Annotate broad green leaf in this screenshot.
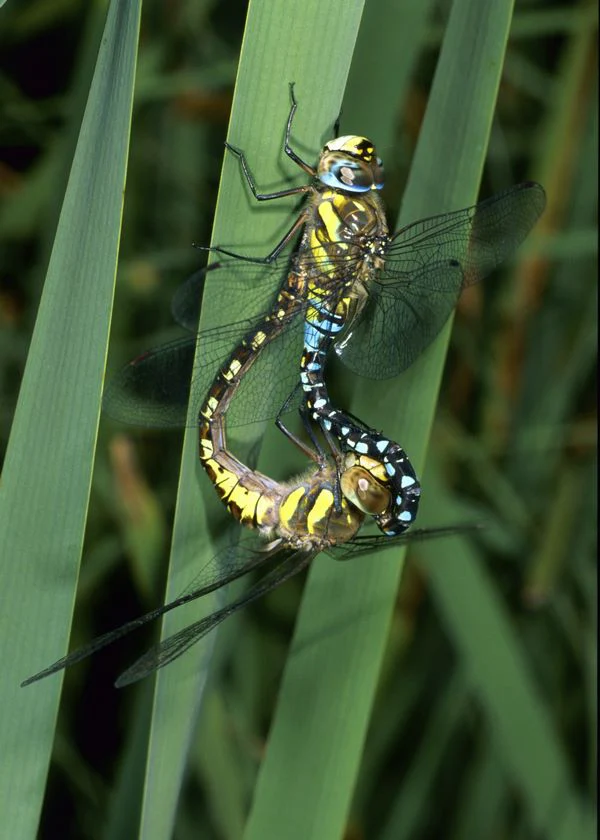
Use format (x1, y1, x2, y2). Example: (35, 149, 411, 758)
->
(418, 464, 595, 840)
(0, 0, 141, 836)
(138, 2, 368, 837)
(245, 2, 525, 838)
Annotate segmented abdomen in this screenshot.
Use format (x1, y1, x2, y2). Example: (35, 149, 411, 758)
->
(198, 287, 300, 534)
(299, 193, 421, 536)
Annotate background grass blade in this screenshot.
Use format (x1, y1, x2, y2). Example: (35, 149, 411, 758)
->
(1, 0, 594, 836)
(137, 2, 367, 837)
(418, 463, 595, 840)
(244, 1, 532, 837)
(0, 0, 141, 836)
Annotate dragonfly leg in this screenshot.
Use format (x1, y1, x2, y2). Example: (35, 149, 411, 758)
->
(282, 82, 317, 177)
(225, 141, 312, 202)
(319, 422, 346, 514)
(275, 385, 325, 465)
(196, 211, 307, 265)
(333, 105, 342, 139)
(224, 82, 316, 203)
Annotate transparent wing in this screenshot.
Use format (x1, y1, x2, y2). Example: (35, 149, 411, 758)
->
(115, 545, 314, 687)
(335, 182, 546, 379)
(102, 260, 308, 429)
(329, 521, 484, 561)
(21, 534, 287, 687)
(103, 183, 545, 426)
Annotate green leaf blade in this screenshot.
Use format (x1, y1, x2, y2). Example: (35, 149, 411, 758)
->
(0, 0, 141, 835)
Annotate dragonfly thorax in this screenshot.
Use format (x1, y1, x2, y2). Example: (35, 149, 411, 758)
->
(318, 135, 384, 193)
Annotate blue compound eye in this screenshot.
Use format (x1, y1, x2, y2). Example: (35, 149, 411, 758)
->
(320, 158, 373, 192)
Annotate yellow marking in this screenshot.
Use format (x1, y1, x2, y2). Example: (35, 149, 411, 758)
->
(256, 493, 273, 526)
(207, 395, 218, 412)
(308, 230, 329, 266)
(203, 459, 234, 498)
(332, 193, 349, 211)
(228, 484, 259, 524)
(306, 488, 334, 534)
(204, 458, 231, 482)
(214, 470, 239, 497)
(253, 330, 267, 346)
(358, 455, 389, 483)
(279, 486, 306, 530)
(200, 438, 213, 459)
(317, 201, 343, 243)
(229, 358, 242, 377)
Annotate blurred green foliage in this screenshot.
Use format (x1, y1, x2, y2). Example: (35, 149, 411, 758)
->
(0, 0, 596, 838)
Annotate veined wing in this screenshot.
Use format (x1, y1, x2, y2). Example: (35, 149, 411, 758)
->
(335, 182, 546, 379)
(22, 534, 292, 687)
(103, 260, 309, 429)
(329, 521, 484, 561)
(115, 544, 314, 686)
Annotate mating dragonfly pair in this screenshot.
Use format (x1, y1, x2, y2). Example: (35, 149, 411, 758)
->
(23, 86, 545, 688)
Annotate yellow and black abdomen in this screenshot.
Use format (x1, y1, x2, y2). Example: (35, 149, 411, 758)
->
(197, 286, 304, 536)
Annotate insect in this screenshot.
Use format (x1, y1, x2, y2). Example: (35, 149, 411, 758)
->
(103, 86, 545, 536)
(22, 264, 465, 688)
(216, 87, 546, 536)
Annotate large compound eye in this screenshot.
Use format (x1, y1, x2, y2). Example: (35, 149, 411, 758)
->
(318, 151, 377, 193)
(340, 466, 391, 515)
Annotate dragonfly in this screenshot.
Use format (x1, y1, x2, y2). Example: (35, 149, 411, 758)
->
(103, 85, 545, 535)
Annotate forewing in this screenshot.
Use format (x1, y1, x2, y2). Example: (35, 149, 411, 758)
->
(115, 545, 314, 686)
(336, 260, 464, 379)
(21, 534, 284, 686)
(336, 182, 546, 379)
(103, 303, 306, 429)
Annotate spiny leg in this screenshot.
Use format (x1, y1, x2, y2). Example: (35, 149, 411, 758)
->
(196, 211, 306, 265)
(202, 85, 316, 265)
(275, 384, 325, 466)
(319, 421, 346, 514)
(224, 82, 315, 202)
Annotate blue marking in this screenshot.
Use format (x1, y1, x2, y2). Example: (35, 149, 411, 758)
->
(355, 442, 369, 454)
(400, 511, 413, 522)
(341, 426, 350, 436)
(304, 323, 322, 352)
(401, 475, 415, 488)
(376, 440, 389, 452)
(323, 419, 332, 431)
(319, 171, 371, 193)
(385, 462, 396, 477)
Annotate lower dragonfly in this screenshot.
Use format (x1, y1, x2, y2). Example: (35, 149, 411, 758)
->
(22, 265, 468, 689)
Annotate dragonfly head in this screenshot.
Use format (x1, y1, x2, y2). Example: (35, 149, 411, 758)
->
(342, 450, 420, 537)
(318, 135, 384, 193)
(340, 461, 392, 516)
